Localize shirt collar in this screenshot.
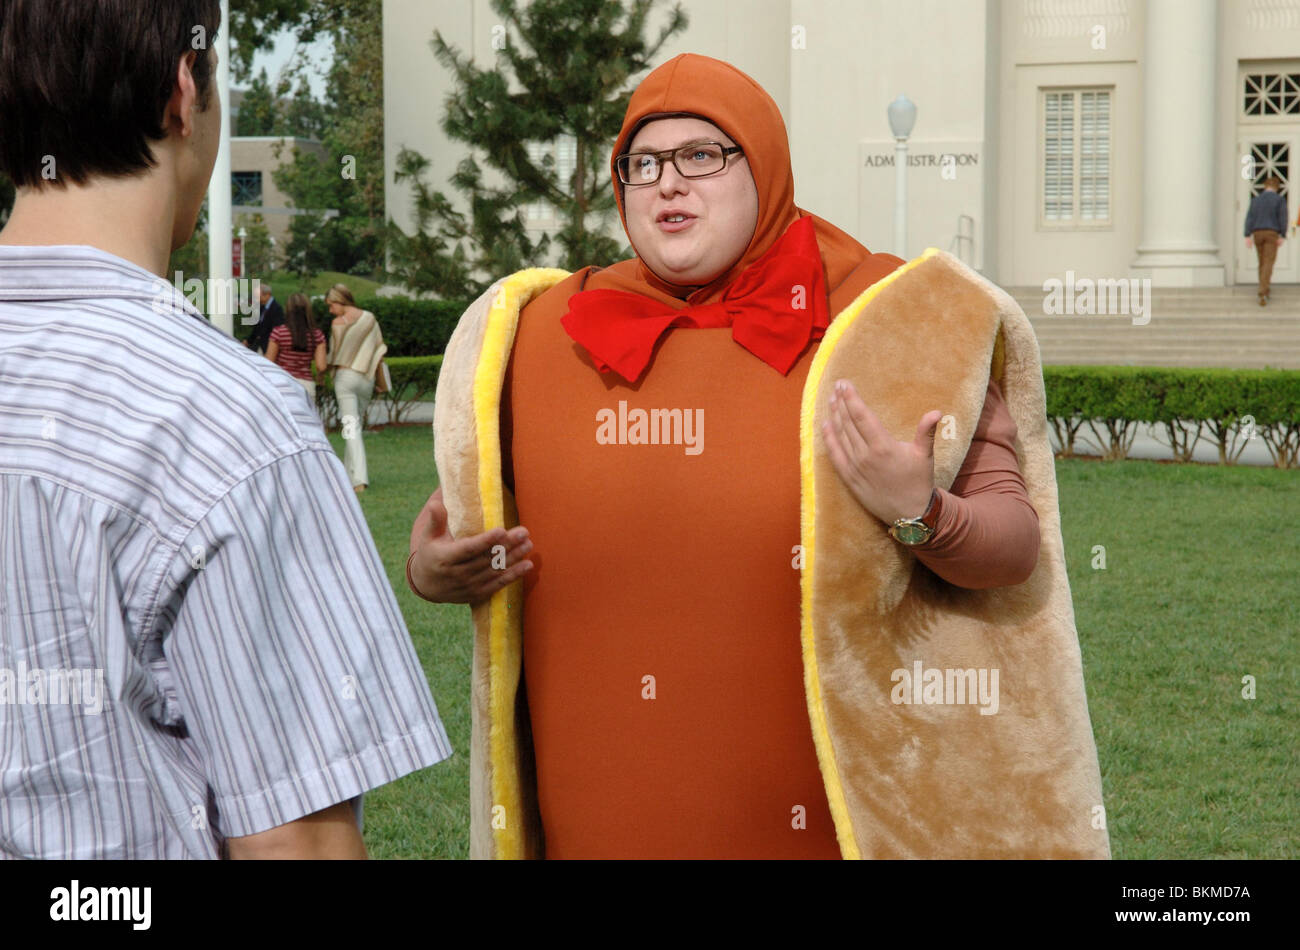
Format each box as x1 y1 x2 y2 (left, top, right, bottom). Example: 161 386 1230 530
0 244 209 324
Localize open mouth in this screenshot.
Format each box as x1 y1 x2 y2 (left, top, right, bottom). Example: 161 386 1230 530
657 211 696 231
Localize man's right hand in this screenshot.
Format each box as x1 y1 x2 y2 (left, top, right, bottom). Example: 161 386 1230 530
407 487 534 606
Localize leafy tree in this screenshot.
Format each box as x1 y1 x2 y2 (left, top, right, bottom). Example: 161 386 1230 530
387 147 519 300
236 213 277 277
387 0 688 297
279 73 328 141
270 0 385 279
229 0 315 82
233 67 328 140
168 200 209 283
235 68 280 136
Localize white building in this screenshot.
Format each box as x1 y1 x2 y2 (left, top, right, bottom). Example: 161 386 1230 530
383 0 1300 291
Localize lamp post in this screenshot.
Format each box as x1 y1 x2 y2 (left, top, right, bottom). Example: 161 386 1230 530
887 94 917 260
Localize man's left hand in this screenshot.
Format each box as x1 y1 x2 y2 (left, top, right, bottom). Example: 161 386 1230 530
822 379 939 525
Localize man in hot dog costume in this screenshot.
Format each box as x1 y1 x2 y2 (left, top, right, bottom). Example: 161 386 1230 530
410 54 1110 859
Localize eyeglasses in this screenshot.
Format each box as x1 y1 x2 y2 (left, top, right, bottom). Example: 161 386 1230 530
616 142 745 185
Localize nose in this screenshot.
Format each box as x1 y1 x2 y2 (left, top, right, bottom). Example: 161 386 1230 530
657 159 690 195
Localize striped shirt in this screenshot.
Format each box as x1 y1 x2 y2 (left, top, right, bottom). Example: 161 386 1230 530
270 324 325 380
0 245 452 859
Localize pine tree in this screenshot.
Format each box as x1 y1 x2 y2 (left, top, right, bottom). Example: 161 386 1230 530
272 0 386 279
387 0 688 298
235 68 279 136
280 75 328 141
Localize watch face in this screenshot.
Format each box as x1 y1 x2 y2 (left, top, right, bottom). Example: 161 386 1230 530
894 522 931 545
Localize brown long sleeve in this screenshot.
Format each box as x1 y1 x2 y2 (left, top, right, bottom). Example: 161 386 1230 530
910 377 1041 589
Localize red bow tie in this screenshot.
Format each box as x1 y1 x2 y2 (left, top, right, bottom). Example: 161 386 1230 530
561 216 829 383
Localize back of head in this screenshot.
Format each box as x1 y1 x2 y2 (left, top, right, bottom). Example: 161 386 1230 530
284 292 315 351
327 284 358 309
0 0 221 189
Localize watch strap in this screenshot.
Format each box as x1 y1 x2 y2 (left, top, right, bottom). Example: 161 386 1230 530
918 488 941 528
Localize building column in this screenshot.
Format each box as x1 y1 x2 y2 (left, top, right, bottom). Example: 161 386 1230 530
1130 0 1225 287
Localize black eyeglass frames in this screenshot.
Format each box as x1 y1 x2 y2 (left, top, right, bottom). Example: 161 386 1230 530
616 142 745 185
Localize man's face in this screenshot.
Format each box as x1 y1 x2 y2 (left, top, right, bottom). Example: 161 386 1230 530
623 117 759 287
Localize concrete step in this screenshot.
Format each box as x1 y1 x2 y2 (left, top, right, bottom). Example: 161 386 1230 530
1027 314 1300 322
1033 351 1298 362
1037 353 1300 368
1016 302 1300 316
1029 327 1294 337
1006 288 1300 366
1024 308 1300 318
1033 335 1296 347
1006 290 1300 313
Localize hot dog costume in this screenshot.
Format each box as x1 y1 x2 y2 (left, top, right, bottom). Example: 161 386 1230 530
433 55 1110 859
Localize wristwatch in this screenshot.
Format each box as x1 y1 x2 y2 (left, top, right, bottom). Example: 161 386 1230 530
888 489 940 546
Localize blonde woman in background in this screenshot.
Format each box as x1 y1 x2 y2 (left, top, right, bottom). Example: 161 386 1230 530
265 292 326 405
326 283 387 493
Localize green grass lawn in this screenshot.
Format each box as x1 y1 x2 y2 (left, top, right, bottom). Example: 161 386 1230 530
262 269 385 301
325 423 470 859
332 425 1299 859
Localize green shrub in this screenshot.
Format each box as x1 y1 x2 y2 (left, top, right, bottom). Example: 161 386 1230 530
1043 366 1300 467
313 355 443 430
312 295 467 356
381 355 443 424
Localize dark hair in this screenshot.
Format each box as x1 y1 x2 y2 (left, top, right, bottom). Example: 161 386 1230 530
0 0 221 188
284 293 318 352
1264 175 1282 189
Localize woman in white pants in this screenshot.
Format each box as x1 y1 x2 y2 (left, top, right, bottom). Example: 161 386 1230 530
327 284 387 493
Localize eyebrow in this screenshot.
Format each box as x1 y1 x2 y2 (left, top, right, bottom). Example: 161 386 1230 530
627 137 722 154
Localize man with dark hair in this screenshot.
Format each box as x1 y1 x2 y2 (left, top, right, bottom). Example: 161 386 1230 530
1243 175 1289 306
247 282 285 353
0 0 452 859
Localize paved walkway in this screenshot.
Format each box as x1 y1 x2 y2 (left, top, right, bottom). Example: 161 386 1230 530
1059 424 1281 467
359 401 434 425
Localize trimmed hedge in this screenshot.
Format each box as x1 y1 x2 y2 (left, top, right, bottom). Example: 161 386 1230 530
315 355 442 429
306 348 1299 469
310 295 468 357
1043 366 1300 467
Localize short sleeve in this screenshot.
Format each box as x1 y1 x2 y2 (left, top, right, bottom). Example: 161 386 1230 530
154 447 452 838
